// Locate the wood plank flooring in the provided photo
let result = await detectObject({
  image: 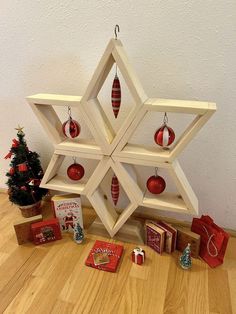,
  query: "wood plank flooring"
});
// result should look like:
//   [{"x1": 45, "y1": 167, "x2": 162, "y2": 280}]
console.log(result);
[{"x1": 0, "y1": 193, "x2": 235, "y2": 314}]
